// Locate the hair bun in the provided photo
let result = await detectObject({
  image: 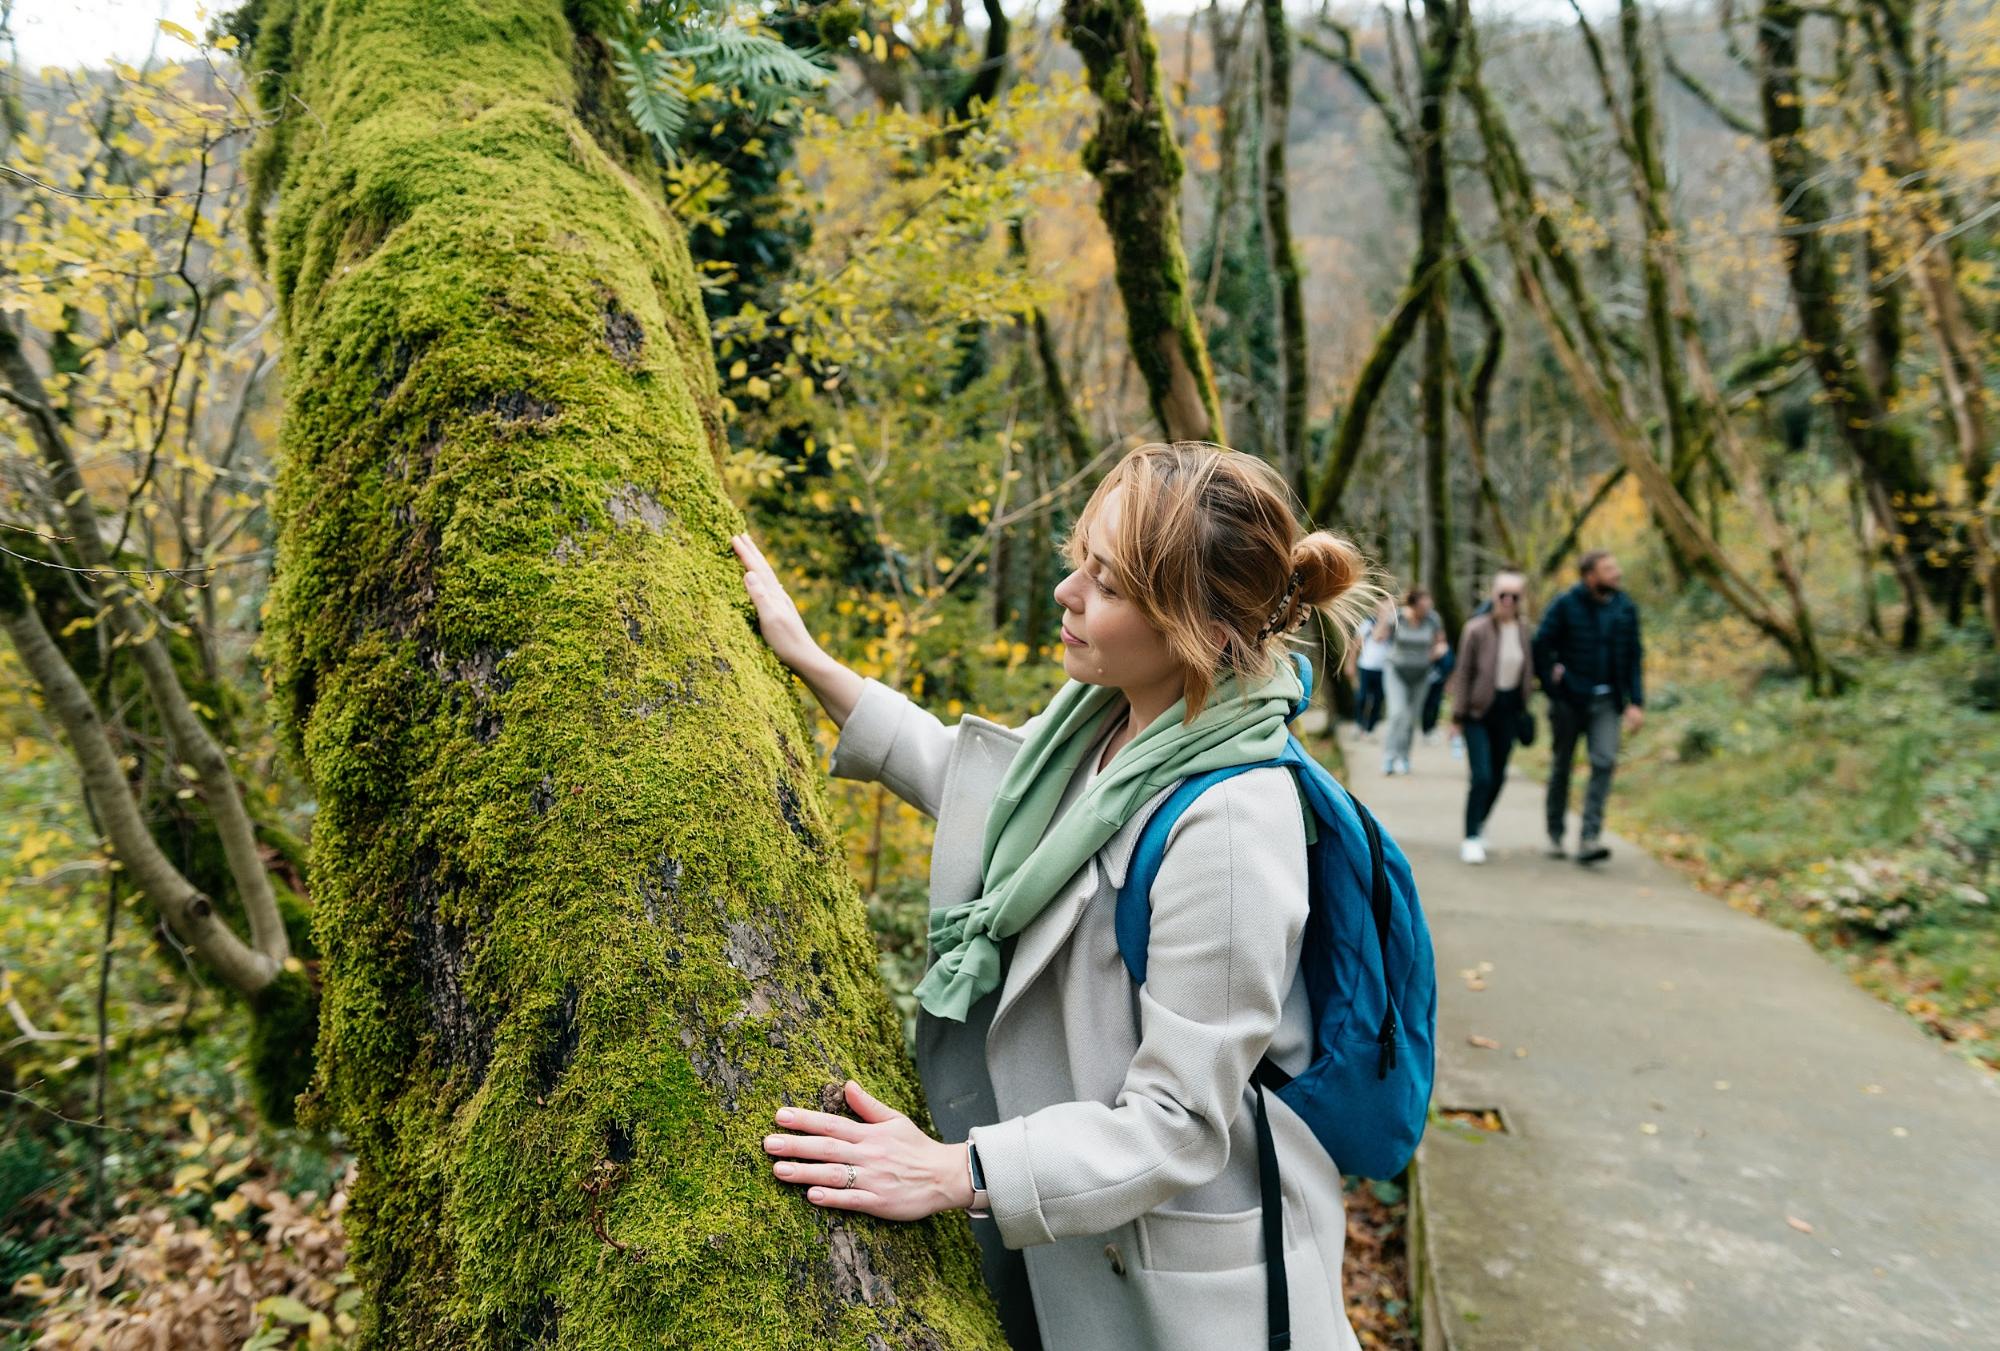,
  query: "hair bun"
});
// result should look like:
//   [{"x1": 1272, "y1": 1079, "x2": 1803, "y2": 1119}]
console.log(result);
[{"x1": 1292, "y1": 531, "x2": 1364, "y2": 609}]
